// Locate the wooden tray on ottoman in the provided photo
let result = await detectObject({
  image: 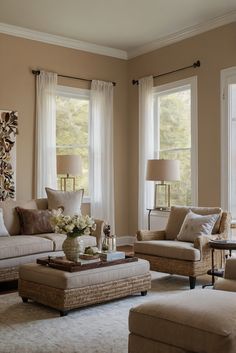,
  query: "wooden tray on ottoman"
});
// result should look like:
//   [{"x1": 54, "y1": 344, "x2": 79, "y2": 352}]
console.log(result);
[{"x1": 37, "y1": 255, "x2": 138, "y2": 272}]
